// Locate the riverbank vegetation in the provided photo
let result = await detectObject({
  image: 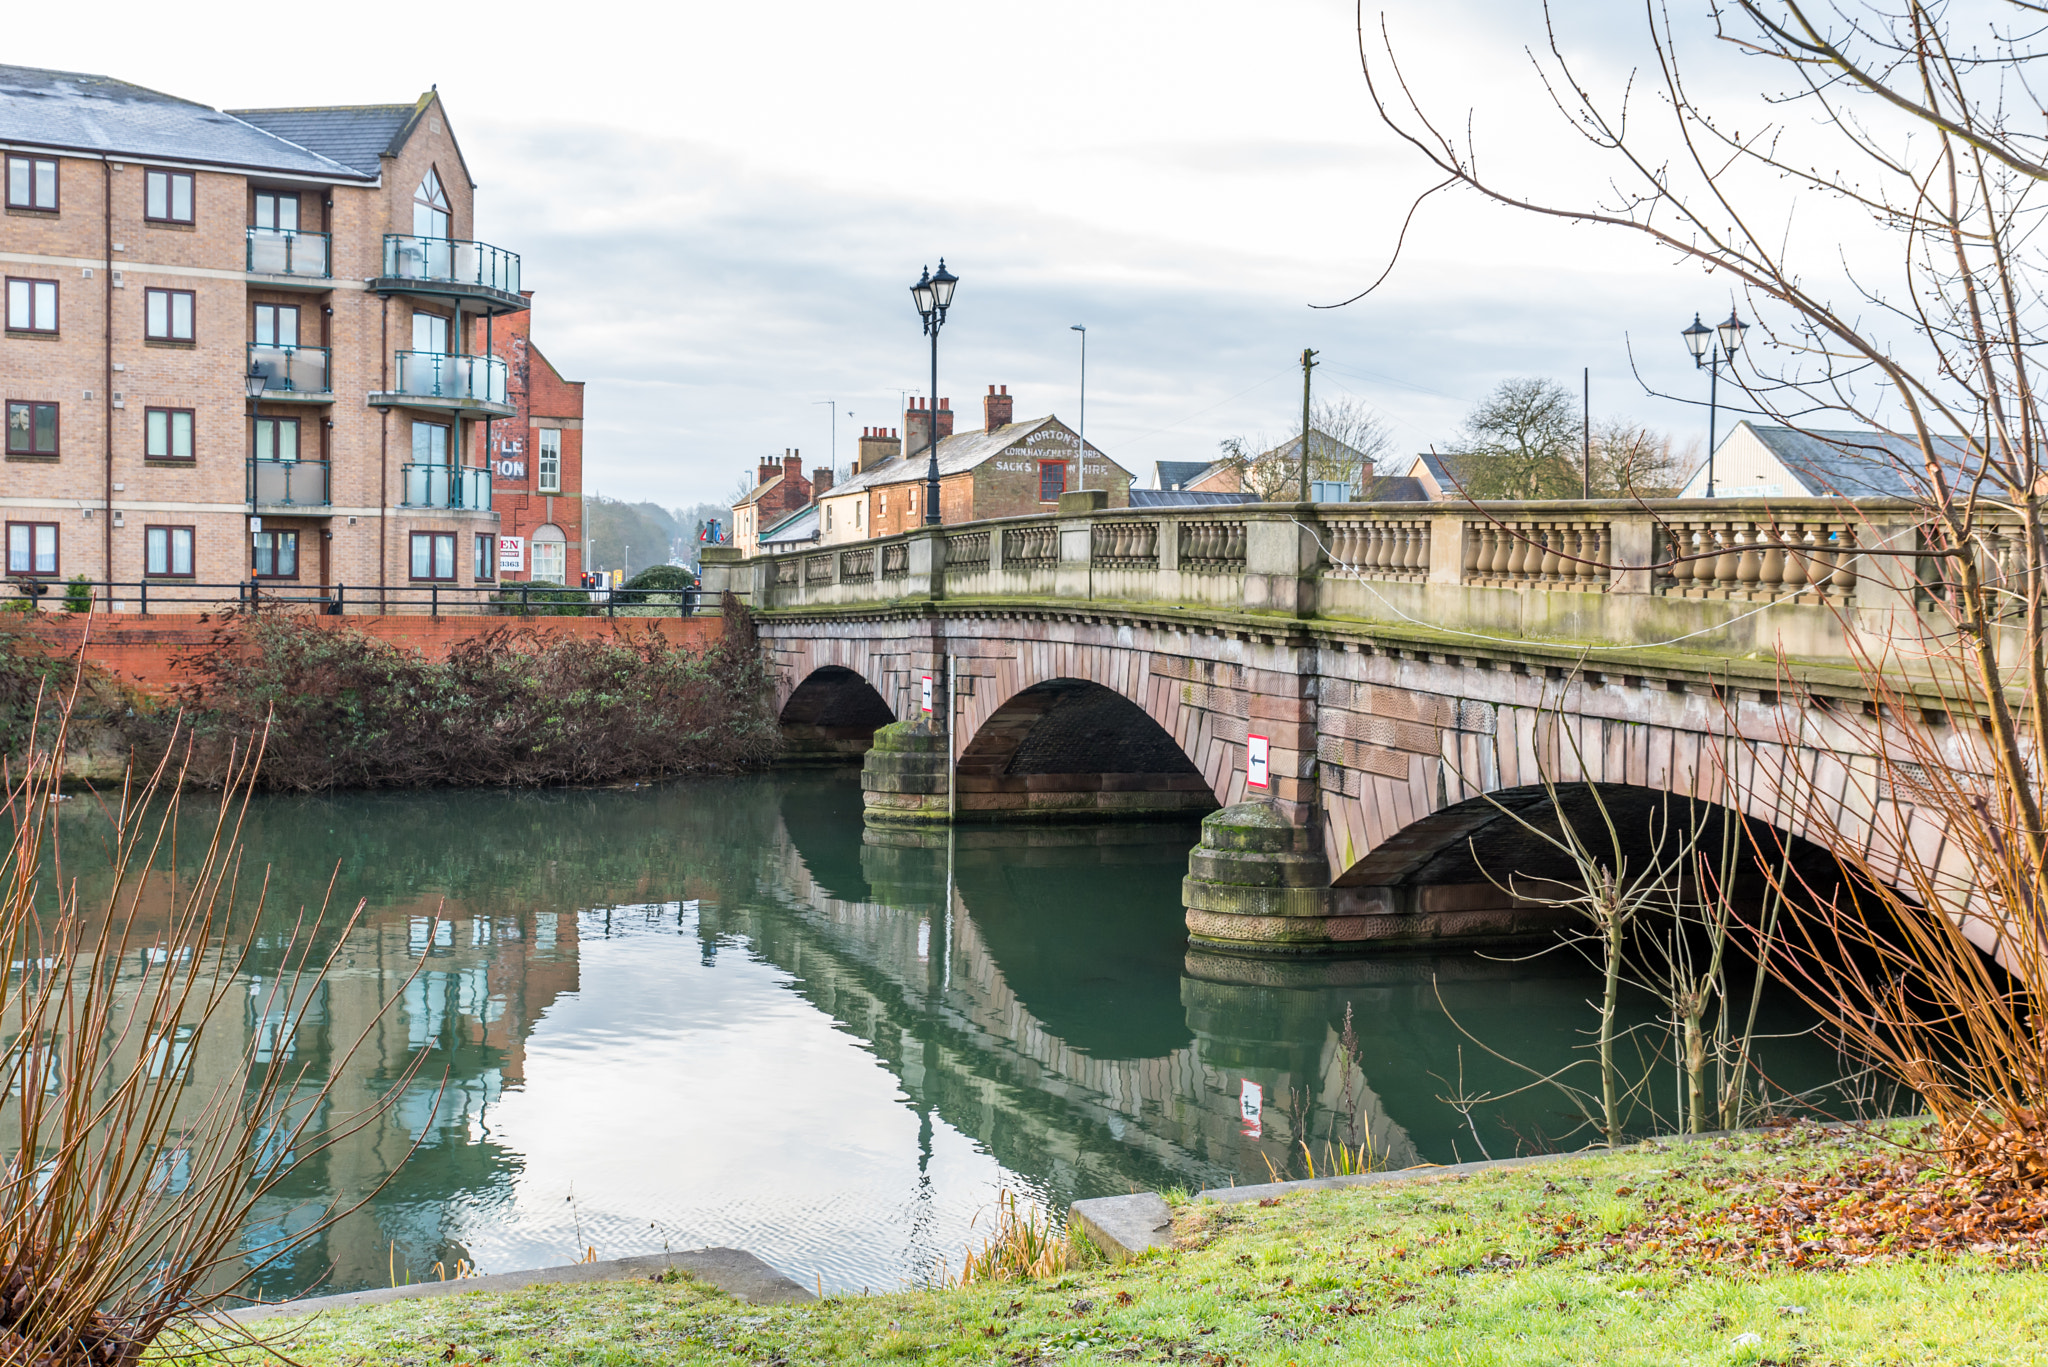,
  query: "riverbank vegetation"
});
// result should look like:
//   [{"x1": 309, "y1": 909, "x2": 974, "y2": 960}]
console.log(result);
[
  {"x1": 196, "y1": 1122, "x2": 2044, "y2": 1366},
  {"x1": 171, "y1": 598, "x2": 775, "y2": 790}
]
